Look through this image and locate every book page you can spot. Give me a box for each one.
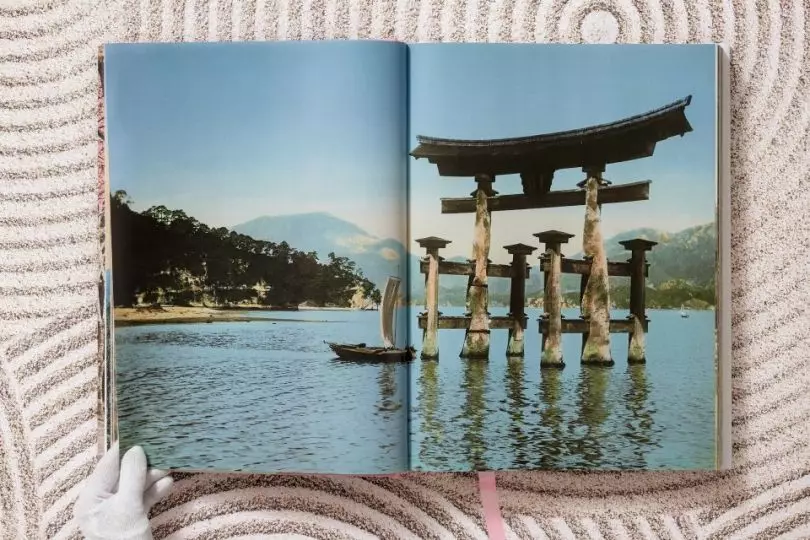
[406,43,723,472]
[103,41,410,474]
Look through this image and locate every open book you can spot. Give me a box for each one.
[98,41,731,474]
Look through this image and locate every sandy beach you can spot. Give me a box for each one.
[113,305,331,326]
[113,306,253,326]
[299,305,371,311]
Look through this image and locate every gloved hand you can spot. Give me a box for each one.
[74,441,174,540]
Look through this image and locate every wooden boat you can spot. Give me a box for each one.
[325,276,415,362]
[325,342,416,362]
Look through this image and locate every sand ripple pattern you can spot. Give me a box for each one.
[1,0,809,538]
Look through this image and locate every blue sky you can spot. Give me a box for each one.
[409,43,718,262]
[105,42,718,263]
[104,41,408,240]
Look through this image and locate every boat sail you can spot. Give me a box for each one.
[325,276,415,362]
[680,304,689,318]
[380,276,400,348]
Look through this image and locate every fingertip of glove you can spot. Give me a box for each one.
[119,445,149,498]
[123,445,147,463]
[144,475,175,509]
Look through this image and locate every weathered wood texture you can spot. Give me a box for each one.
[534,231,575,367]
[461,176,494,358]
[422,250,441,359]
[441,180,650,214]
[410,96,693,177]
[619,239,657,324]
[506,244,535,356]
[539,317,648,334]
[419,260,530,279]
[541,244,564,366]
[580,175,613,365]
[627,314,647,363]
[579,273,589,351]
[418,315,527,330]
[541,258,648,277]
[507,318,525,356]
[415,237,452,360]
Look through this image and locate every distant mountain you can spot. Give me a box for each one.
[641,223,717,286]
[232,213,717,307]
[409,223,717,306]
[232,213,414,289]
[558,222,717,292]
[233,213,372,257]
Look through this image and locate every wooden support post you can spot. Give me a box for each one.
[416,236,452,359]
[534,230,575,368]
[461,174,496,359]
[464,274,473,315]
[504,243,536,357]
[628,314,646,364]
[463,258,490,315]
[579,270,589,355]
[619,238,657,363]
[578,166,614,366]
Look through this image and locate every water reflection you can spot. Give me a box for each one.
[416,360,446,468]
[376,363,402,414]
[505,358,529,467]
[458,359,488,470]
[116,308,708,473]
[117,317,412,474]
[536,369,564,469]
[622,364,659,468]
[409,308,716,471]
[412,351,660,470]
[572,367,611,467]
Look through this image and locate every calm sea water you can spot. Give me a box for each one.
[115,306,716,474]
[409,306,716,472]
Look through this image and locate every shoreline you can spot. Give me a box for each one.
[208,305,374,312]
[113,306,330,326]
[113,303,713,327]
[410,304,716,311]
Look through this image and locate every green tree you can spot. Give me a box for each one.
[109,195,370,309]
[360,278,382,309]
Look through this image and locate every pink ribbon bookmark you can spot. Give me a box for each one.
[478,471,506,540]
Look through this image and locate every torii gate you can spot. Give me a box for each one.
[410,96,693,366]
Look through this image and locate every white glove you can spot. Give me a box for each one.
[74,441,174,540]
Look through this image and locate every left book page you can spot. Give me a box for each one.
[100,41,410,474]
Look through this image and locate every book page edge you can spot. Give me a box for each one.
[716,42,733,471]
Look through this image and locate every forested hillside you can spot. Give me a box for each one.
[109,192,378,308]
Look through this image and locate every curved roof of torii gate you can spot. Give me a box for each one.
[410,95,693,177]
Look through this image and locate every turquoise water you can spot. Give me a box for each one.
[409,306,716,471]
[115,309,410,474]
[115,306,716,473]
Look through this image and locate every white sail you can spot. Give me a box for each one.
[380,277,400,349]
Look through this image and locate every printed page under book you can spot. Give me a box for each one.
[405,43,725,472]
[102,40,411,475]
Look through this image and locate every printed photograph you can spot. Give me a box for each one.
[406,43,720,471]
[104,41,721,474]
[103,41,411,474]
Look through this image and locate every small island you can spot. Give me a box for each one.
[109,191,382,326]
